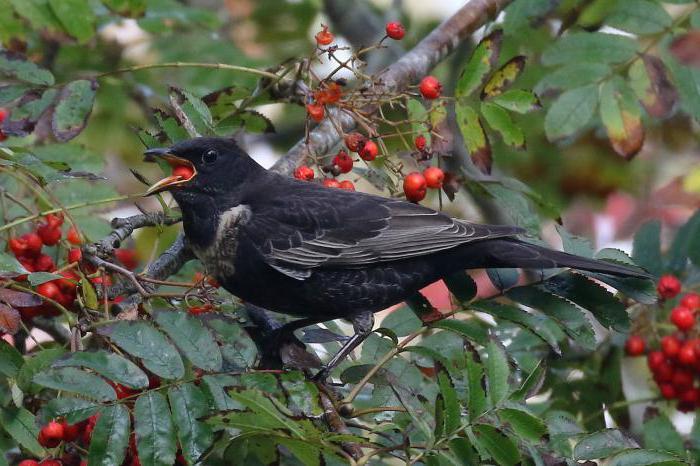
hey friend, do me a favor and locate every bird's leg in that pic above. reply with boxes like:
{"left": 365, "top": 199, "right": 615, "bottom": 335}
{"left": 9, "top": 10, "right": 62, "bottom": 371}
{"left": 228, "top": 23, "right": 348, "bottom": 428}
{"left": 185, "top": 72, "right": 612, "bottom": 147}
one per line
{"left": 257, "top": 316, "right": 324, "bottom": 369}
{"left": 313, "top": 311, "right": 374, "bottom": 381}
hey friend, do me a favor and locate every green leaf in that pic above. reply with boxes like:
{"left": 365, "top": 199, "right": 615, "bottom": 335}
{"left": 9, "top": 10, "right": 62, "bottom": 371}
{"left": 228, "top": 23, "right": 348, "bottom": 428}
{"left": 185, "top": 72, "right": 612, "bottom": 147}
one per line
{"left": 607, "top": 449, "right": 682, "bottom": 466}
{"left": 17, "top": 347, "right": 65, "bottom": 393}
{"left": 201, "top": 374, "right": 241, "bottom": 411}
{"left": 628, "top": 54, "right": 677, "bottom": 119}
{"left": 544, "top": 272, "right": 629, "bottom": 332}
{"left": 168, "top": 383, "right": 213, "bottom": 464}
{"left": 0, "top": 0, "right": 25, "bottom": 47}
{"left": 482, "top": 56, "right": 526, "bottom": 99}
{"left": 472, "top": 424, "right": 521, "bottom": 466}
{"left": 155, "top": 310, "right": 222, "bottom": 372}
{"left": 574, "top": 429, "right": 637, "bottom": 460}
{"left": 599, "top": 78, "right": 644, "bottom": 159}
{"left": 0, "top": 51, "right": 54, "bottom": 85}
{"left": 437, "top": 368, "right": 461, "bottom": 434}
{"left": 485, "top": 340, "right": 509, "bottom": 405}
{"left": 87, "top": 404, "right": 131, "bottom": 466}
{"left": 512, "top": 359, "right": 546, "bottom": 400}
{"left": 667, "top": 208, "right": 700, "bottom": 272}
{"left": 228, "top": 389, "right": 305, "bottom": 437}
{"left": 80, "top": 276, "right": 98, "bottom": 309}
{"left": 497, "top": 406, "right": 546, "bottom": 442}
{"left": 481, "top": 102, "right": 525, "bottom": 149}
{"left": 100, "top": 0, "right": 146, "bottom": 17}
{"left": 8, "top": 0, "right": 62, "bottom": 32}
{"left": 0, "top": 84, "right": 30, "bottom": 105}
{"left": 491, "top": 89, "right": 541, "bottom": 114}
{"left": 203, "top": 316, "right": 257, "bottom": 370}
{"left": 465, "top": 355, "right": 487, "bottom": 421}
{"left": 632, "top": 220, "right": 662, "bottom": 276}
{"left": 507, "top": 285, "right": 597, "bottom": 350}
{"left": 2, "top": 88, "right": 57, "bottom": 136}
{"left": 0, "top": 252, "right": 28, "bottom": 277}
{"left": 0, "top": 406, "right": 45, "bottom": 457}
{"left": 535, "top": 63, "right": 611, "bottom": 95}
{"left": 0, "top": 341, "right": 23, "bottom": 378}
{"left": 52, "top": 79, "right": 98, "bottom": 141}
{"left": 39, "top": 397, "right": 100, "bottom": 425}
{"left": 544, "top": 84, "right": 598, "bottom": 141}
{"left": 432, "top": 319, "right": 489, "bottom": 347}
{"left": 455, "top": 104, "right": 492, "bottom": 173}
{"left": 53, "top": 350, "right": 149, "bottom": 389}
{"left": 542, "top": 32, "right": 637, "bottom": 66}
{"left": 48, "top": 0, "right": 95, "bottom": 42}
{"left": 607, "top": 0, "right": 672, "bottom": 34}
{"left": 135, "top": 392, "right": 178, "bottom": 466}
{"left": 27, "top": 272, "right": 62, "bottom": 286}
{"left": 380, "top": 305, "right": 422, "bottom": 337}
{"left": 98, "top": 321, "right": 184, "bottom": 380}
{"left": 456, "top": 29, "right": 503, "bottom": 98}
{"left": 643, "top": 412, "right": 685, "bottom": 456}
{"left": 33, "top": 367, "right": 116, "bottom": 402}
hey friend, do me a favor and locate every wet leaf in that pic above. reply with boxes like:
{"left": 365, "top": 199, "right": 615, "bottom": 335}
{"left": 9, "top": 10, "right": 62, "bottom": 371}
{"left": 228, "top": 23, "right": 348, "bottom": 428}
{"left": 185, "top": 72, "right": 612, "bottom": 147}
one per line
{"left": 544, "top": 84, "right": 597, "bottom": 141}
{"left": 52, "top": 79, "right": 98, "bottom": 141}
{"left": 481, "top": 56, "right": 526, "bottom": 99}
{"left": 628, "top": 54, "right": 678, "bottom": 118}
{"left": 456, "top": 104, "right": 492, "bottom": 173}
{"left": 0, "top": 51, "right": 54, "bottom": 85}
{"left": 599, "top": 78, "right": 644, "bottom": 159}
{"left": 0, "top": 303, "right": 20, "bottom": 335}
{"left": 456, "top": 29, "right": 503, "bottom": 98}
{"left": 481, "top": 102, "right": 525, "bottom": 149}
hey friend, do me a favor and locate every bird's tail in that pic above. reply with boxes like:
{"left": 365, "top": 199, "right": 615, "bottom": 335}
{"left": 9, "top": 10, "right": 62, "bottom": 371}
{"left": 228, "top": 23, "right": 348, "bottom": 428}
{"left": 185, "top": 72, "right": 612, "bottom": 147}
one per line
{"left": 458, "top": 238, "right": 651, "bottom": 279}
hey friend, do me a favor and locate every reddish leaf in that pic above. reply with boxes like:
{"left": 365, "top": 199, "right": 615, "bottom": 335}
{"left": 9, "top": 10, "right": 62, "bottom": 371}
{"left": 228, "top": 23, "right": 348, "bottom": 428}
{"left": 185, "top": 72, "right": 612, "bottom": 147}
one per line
{"left": 629, "top": 54, "right": 678, "bottom": 118}
{"left": 0, "top": 303, "right": 21, "bottom": 335}
{"left": 0, "top": 288, "right": 41, "bottom": 307}
{"left": 669, "top": 31, "right": 700, "bottom": 67}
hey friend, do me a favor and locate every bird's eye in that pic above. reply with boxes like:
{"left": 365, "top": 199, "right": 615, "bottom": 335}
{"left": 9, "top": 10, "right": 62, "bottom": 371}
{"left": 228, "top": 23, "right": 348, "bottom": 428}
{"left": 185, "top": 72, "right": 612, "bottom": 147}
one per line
{"left": 202, "top": 149, "right": 218, "bottom": 164}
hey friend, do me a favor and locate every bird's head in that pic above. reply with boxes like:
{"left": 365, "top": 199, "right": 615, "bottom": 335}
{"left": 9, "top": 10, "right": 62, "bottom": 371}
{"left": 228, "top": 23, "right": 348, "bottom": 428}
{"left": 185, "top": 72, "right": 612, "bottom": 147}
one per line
{"left": 143, "top": 137, "right": 262, "bottom": 197}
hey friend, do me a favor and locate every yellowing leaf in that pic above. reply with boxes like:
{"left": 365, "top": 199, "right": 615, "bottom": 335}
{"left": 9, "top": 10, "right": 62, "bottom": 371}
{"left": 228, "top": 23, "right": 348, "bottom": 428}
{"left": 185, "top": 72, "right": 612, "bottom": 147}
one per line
{"left": 482, "top": 55, "right": 527, "bottom": 99}
{"left": 599, "top": 78, "right": 645, "bottom": 159}
{"left": 456, "top": 104, "right": 492, "bottom": 174}
{"left": 683, "top": 166, "right": 700, "bottom": 194}
{"left": 628, "top": 54, "right": 678, "bottom": 119}
{"left": 456, "top": 29, "right": 503, "bottom": 99}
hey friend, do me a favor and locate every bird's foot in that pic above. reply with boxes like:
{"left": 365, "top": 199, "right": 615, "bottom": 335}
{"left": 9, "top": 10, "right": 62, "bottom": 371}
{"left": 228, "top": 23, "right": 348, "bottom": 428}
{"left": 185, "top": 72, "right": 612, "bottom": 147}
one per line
{"left": 311, "top": 366, "right": 330, "bottom": 382}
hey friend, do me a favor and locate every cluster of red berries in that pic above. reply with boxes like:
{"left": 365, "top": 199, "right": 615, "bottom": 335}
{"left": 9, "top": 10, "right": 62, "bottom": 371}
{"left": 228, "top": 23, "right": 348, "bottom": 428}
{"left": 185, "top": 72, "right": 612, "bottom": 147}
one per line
{"left": 403, "top": 167, "right": 445, "bottom": 202}
{"left": 0, "top": 107, "right": 8, "bottom": 141}
{"left": 625, "top": 274, "right": 700, "bottom": 412}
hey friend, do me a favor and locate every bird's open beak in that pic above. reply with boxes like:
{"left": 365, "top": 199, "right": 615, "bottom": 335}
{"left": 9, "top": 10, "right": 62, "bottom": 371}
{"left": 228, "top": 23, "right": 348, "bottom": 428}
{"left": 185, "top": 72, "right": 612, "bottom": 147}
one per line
{"left": 143, "top": 148, "right": 197, "bottom": 195}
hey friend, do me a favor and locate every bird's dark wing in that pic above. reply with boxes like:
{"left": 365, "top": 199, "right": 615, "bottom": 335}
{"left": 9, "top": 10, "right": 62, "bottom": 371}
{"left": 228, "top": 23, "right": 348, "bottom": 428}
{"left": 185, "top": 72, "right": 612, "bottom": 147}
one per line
{"left": 241, "top": 183, "right": 523, "bottom": 278}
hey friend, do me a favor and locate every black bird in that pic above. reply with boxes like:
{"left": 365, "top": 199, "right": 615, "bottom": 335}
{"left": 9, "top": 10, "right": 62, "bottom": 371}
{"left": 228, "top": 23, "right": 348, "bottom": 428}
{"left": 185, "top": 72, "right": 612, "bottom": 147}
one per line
{"left": 144, "top": 137, "right": 650, "bottom": 379}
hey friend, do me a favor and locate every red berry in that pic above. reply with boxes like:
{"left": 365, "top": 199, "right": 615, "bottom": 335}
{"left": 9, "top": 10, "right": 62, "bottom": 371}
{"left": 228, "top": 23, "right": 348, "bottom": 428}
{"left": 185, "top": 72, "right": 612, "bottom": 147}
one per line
{"left": 659, "top": 383, "right": 677, "bottom": 400}
{"left": 37, "top": 224, "right": 61, "bottom": 246}
{"left": 187, "top": 304, "right": 213, "bottom": 315}
{"left": 109, "top": 381, "right": 138, "bottom": 400}
{"left": 344, "top": 132, "right": 366, "bottom": 152}
{"left": 66, "top": 226, "right": 81, "bottom": 245}
{"left": 332, "top": 150, "right": 353, "bottom": 174}
{"left": 172, "top": 165, "right": 194, "bottom": 181}
{"left": 419, "top": 76, "right": 442, "bottom": 100}
{"left": 45, "top": 213, "right": 64, "bottom": 230}
{"left": 423, "top": 167, "right": 444, "bottom": 189}
{"left": 671, "top": 305, "right": 695, "bottom": 331}
{"left": 315, "top": 24, "right": 334, "bottom": 45}
{"left": 39, "top": 421, "right": 64, "bottom": 448}
{"left": 22, "top": 232, "right": 43, "bottom": 257}
{"left": 61, "top": 420, "right": 81, "bottom": 442}
{"left": 672, "top": 368, "right": 694, "bottom": 389}
{"left": 34, "top": 254, "right": 56, "bottom": 272}
{"left": 359, "top": 141, "right": 379, "bottom": 161}
{"left": 624, "top": 335, "right": 645, "bottom": 356}
{"left": 661, "top": 335, "right": 681, "bottom": 359}
{"left": 658, "top": 274, "right": 682, "bottom": 299}
{"left": 414, "top": 135, "right": 427, "bottom": 151}
{"left": 68, "top": 248, "right": 82, "bottom": 263}
{"left": 38, "top": 460, "right": 62, "bottom": 466}
{"left": 58, "top": 271, "right": 78, "bottom": 293}
{"left": 338, "top": 180, "right": 355, "bottom": 191}
{"left": 314, "top": 82, "right": 342, "bottom": 105}
{"left": 293, "top": 165, "right": 315, "bottom": 181}
{"left": 403, "top": 172, "right": 427, "bottom": 202}
{"left": 115, "top": 249, "right": 138, "bottom": 270}
{"left": 18, "top": 461, "right": 40, "bottom": 466}
{"left": 37, "top": 282, "right": 61, "bottom": 301}
{"left": 647, "top": 350, "right": 665, "bottom": 371}
{"left": 653, "top": 361, "right": 674, "bottom": 383}
{"left": 677, "top": 388, "right": 699, "bottom": 412}
{"left": 0, "top": 108, "right": 7, "bottom": 123}
{"left": 322, "top": 178, "right": 341, "bottom": 188}
{"left": 680, "top": 292, "right": 700, "bottom": 311}
{"left": 385, "top": 21, "right": 405, "bottom": 40}
{"left": 306, "top": 103, "right": 325, "bottom": 122}
{"left": 81, "top": 415, "right": 98, "bottom": 446}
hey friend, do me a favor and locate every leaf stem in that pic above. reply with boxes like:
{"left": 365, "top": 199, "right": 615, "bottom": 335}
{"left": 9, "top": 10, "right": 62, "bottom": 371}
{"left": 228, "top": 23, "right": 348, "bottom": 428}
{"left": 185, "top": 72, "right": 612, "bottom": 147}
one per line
{"left": 94, "top": 62, "right": 281, "bottom": 81}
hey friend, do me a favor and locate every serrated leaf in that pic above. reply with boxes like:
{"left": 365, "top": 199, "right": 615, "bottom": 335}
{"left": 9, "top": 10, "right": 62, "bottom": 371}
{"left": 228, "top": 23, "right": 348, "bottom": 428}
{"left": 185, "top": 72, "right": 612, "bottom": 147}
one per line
{"left": 217, "top": 109, "right": 275, "bottom": 134}
{"left": 52, "top": 79, "right": 98, "bottom": 141}
{"left": 482, "top": 56, "right": 526, "bottom": 99}
{"left": 465, "top": 355, "right": 487, "bottom": 421}
{"left": 229, "top": 389, "right": 305, "bottom": 437}
{"left": 155, "top": 310, "right": 222, "bottom": 372}
{"left": 535, "top": 63, "right": 610, "bottom": 95}
{"left": 437, "top": 368, "right": 461, "bottom": 434}
{"left": 480, "top": 102, "right": 525, "bottom": 149}
{"left": 456, "top": 29, "right": 503, "bottom": 98}
{"left": 88, "top": 404, "right": 130, "bottom": 466}
{"left": 53, "top": 350, "right": 149, "bottom": 389}
{"left": 0, "top": 253, "right": 28, "bottom": 278}
{"left": 381, "top": 305, "right": 422, "bottom": 337}
{"left": 98, "top": 321, "right": 185, "bottom": 380}
{"left": 628, "top": 55, "right": 677, "bottom": 119}
{"left": 169, "top": 383, "right": 213, "bottom": 464}
{"left": 643, "top": 411, "right": 684, "bottom": 456}
{"left": 39, "top": 397, "right": 100, "bottom": 425}
{"left": 607, "top": 0, "right": 672, "bottom": 34}
{"left": 485, "top": 340, "right": 509, "bottom": 405}
{"left": 0, "top": 51, "right": 54, "bottom": 85}
{"left": 432, "top": 319, "right": 488, "bottom": 347}
{"left": 17, "top": 347, "right": 66, "bottom": 393}
{"left": 600, "top": 78, "right": 644, "bottom": 159}
{"left": 607, "top": 449, "right": 683, "bottom": 466}
{"left": 48, "top": 0, "right": 95, "bottom": 42}
{"left": 544, "top": 84, "right": 597, "bottom": 141}
{"left": 0, "top": 406, "right": 45, "bottom": 457}
{"left": 0, "top": 341, "right": 23, "bottom": 378}
{"left": 33, "top": 367, "right": 116, "bottom": 402}
{"left": 507, "top": 285, "right": 597, "bottom": 350}
{"left": 498, "top": 406, "right": 546, "bottom": 442}
{"left": 135, "top": 392, "right": 177, "bottom": 466}
{"left": 632, "top": 220, "right": 662, "bottom": 276}
{"left": 203, "top": 316, "right": 257, "bottom": 370}
{"left": 456, "top": 104, "right": 492, "bottom": 174}
{"left": 472, "top": 424, "right": 520, "bottom": 466}
{"left": 491, "top": 89, "right": 541, "bottom": 114}
{"left": 544, "top": 272, "right": 629, "bottom": 332}
{"left": 542, "top": 32, "right": 637, "bottom": 66}
{"left": 573, "top": 429, "right": 638, "bottom": 460}
{"left": 512, "top": 359, "right": 546, "bottom": 400}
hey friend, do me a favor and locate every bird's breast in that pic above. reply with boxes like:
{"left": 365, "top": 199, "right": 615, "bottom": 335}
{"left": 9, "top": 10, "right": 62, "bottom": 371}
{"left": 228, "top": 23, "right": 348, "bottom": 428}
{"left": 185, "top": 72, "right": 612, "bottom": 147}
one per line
{"left": 189, "top": 204, "right": 251, "bottom": 281}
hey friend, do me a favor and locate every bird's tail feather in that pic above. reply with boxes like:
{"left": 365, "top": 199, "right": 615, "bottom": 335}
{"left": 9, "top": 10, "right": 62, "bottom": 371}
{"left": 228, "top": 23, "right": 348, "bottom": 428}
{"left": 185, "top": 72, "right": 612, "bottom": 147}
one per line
{"left": 459, "top": 238, "right": 651, "bottom": 279}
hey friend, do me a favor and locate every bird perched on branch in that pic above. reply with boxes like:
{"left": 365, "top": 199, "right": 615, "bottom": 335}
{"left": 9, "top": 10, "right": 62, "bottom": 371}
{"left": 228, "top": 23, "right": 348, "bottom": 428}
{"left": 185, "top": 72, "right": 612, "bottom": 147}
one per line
{"left": 144, "top": 137, "right": 650, "bottom": 380}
